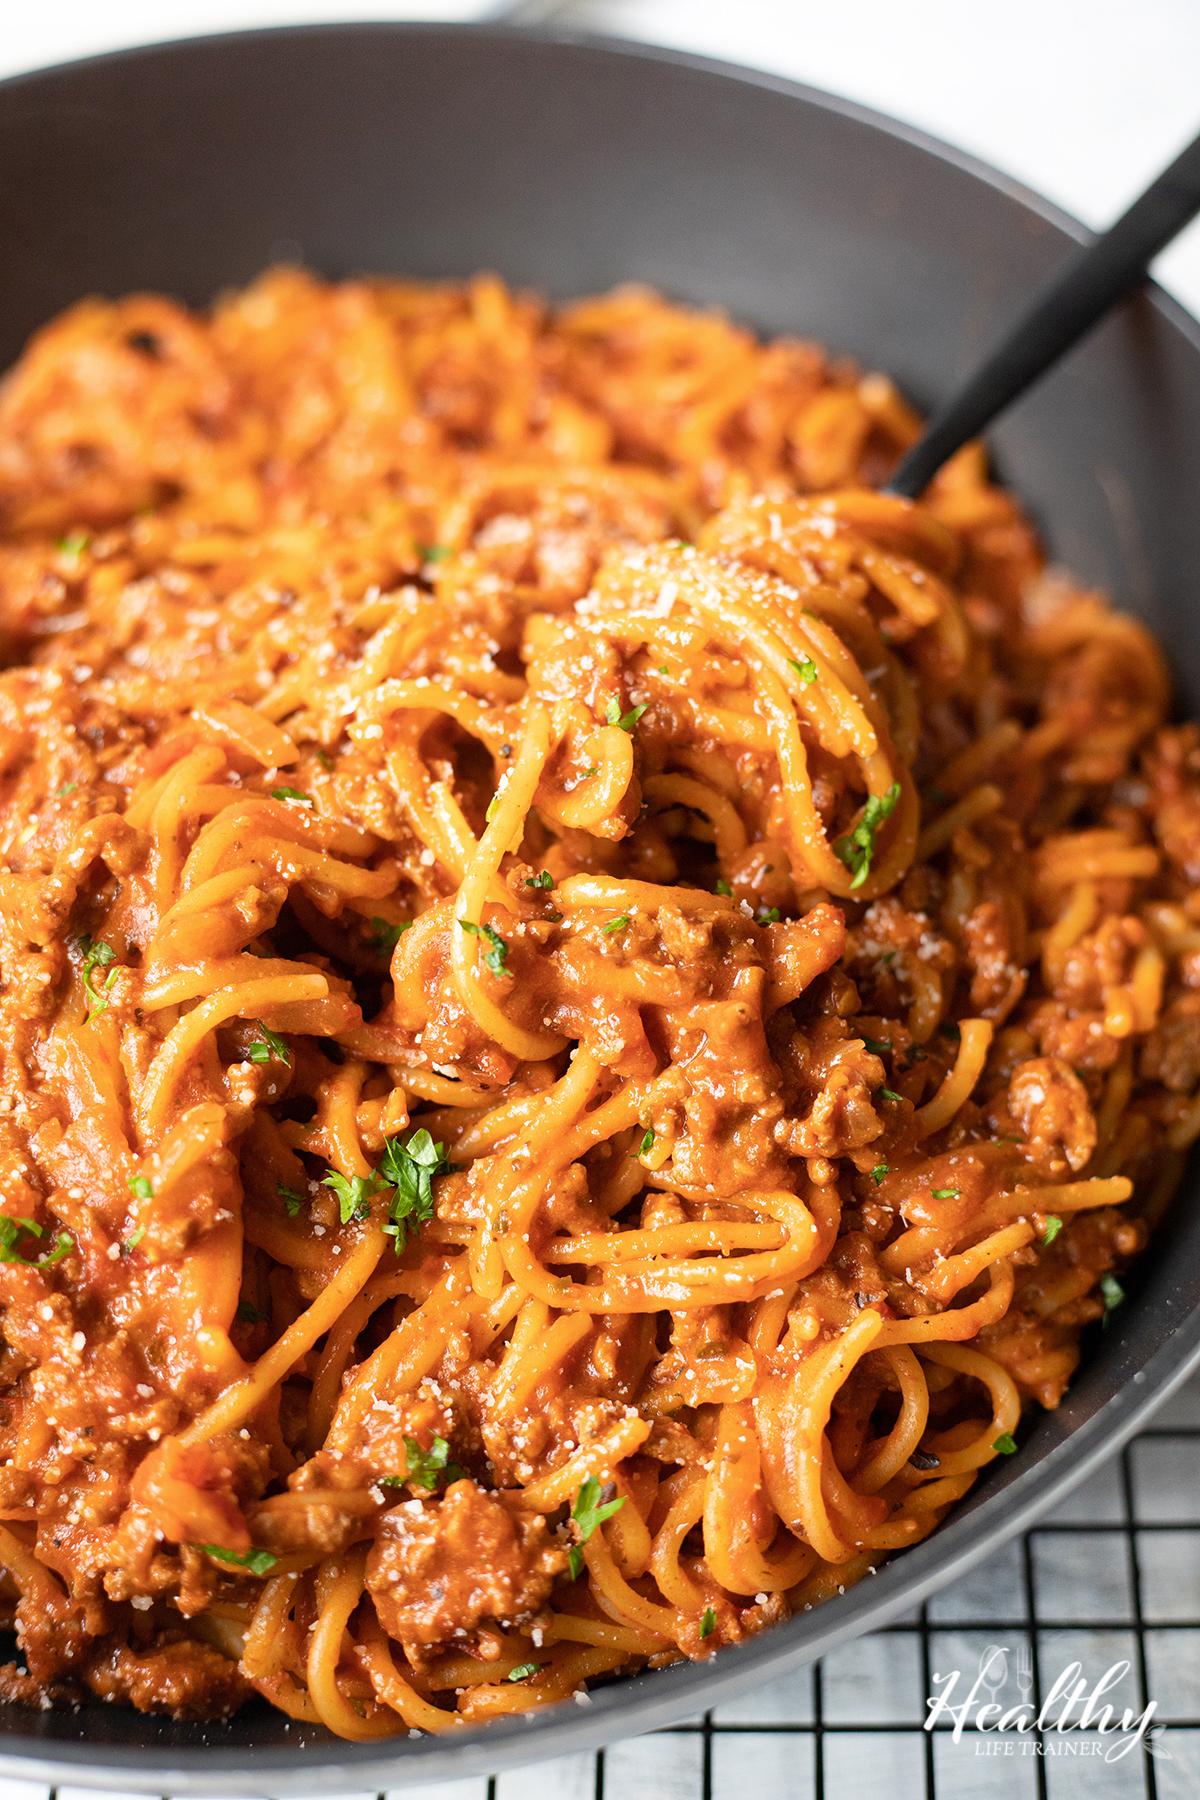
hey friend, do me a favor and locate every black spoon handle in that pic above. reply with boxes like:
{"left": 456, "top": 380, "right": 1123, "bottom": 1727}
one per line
{"left": 888, "top": 128, "right": 1200, "bottom": 500}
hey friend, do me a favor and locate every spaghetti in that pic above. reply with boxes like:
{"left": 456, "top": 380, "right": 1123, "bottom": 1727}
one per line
{"left": 0, "top": 269, "right": 1192, "bottom": 1729}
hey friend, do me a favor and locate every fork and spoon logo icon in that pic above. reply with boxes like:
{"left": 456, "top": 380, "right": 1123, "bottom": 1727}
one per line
{"left": 978, "top": 1642, "right": 1034, "bottom": 1703}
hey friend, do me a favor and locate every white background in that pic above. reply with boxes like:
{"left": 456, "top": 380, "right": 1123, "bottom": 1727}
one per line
{"left": 1, "top": 7, "right": 1198, "bottom": 1798}
{"left": 2, "top": 0, "right": 1200, "bottom": 317}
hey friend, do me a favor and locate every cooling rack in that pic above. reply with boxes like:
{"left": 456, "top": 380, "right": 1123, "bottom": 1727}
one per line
{"left": 8, "top": 1371, "right": 1194, "bottom": 1800}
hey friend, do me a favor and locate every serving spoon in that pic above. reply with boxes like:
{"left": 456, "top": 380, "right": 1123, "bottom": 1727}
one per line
{"left": 888, "top": 127, "right": 1200, "bottom": 497}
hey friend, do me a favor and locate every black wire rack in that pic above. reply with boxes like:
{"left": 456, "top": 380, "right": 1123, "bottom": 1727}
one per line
{"left": 22, "top": 1374, "right": 1196, "bottom": 1800}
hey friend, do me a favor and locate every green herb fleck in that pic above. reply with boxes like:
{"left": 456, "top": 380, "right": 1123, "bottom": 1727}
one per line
{"left": 322, "top": 1168, "right": 386, "bottom": 1226}
{"left": 862, "top": 1036, "right": 892, "bottom": 1057}
{"left": 247, "top": 1022, "right": 291, "bottom": 1067}
{"left": 931, "top": 1188, "right": 960, "bottom": 1199}
{"left": 992, "top": 1433, "right": 1018, "bottom": 1456}
{"left": 879, "top": 1088, "right": 902, "bottom": 1104}
{"left": 638, "top": 1126, "right": 655, "bottom": 1157}
{"left": 700, "top": 1607, "right": 716, "bottom": 1639}
{"left": 368, "top": 916, "right": 411, "bottom": 957}
{"left": 525, "top": 870, "right": 555, "bottom": 891}
{"left": 756, "top": 906, "right": 781, "bottom": 924}
{"left": 380, "top": 1128, "right": 456, "bottom": 1254}
{"left": 715, "top": 879, "right": 733, "bottom": 897}
{"left": 580, "top": 764, "right": 598, "bottom": 780}
{"left": 271, "top": 786, "right": 313, "bottom": 806}
{"left": 1042, "top": 1215, "right": 1063, "bottom": 1246}
{"left": 77, "top": 935, "right": 118, "bottom": 1021}
{"left": 277, "top": 1182, "right": 305, "bottom": 1218}
{"left": 399, "top": 1434, "right": 466, "bottom": 1491}
{"left": 657, "top": 664, "right": 670, "bottom": 675}
{"left": 0, "top": 1218, "right": 72, "bottom": 1270}
{"left": 199, "top": 1544, "right": 278, "bottom": 1576}
{"left": 568, "top": 1476, "right": 625, "bottom": 1578}
{"left": 122, "top": 1227, "right": 146, "bottom": 1253}
{"left": 871, "top": 1164, "right": 889, "bottom": 1186}
{"left": 315, "top": 748, "right": 334, "bottom": 771}
{"left": 236, "top": 1300, "right": 268, "bottom": 1325}
{"left": 787, "top": 655, "right": 818, "bottom": 686}
{"left": 56, "top": 782, "right": 77, "bottom": 798}
{"left": 602, "top": 914, "right": 631, "bottom": 935}
{"left": 459, "top": 917, "right": 509, "bottom": 977}
{"left": 1101, "top": 1272, "right": 1125, "bottom": 1314}
{"left": 834, "top": 782, "right": 902, "bottom": 890}
{"left": 605, "top": 697, "right": 648, "bottom": 733}
{"left": 55, "top": 529, "right": 90, "bottom": 561}
{"left": 938, "top": 1020, "right": 962, "bottom": 1042}
{"left": 507, "top": 1661, "right": 544, "bottom": 1682}
{"left": 420, "top": 544, "right": 451, "bottom": 563}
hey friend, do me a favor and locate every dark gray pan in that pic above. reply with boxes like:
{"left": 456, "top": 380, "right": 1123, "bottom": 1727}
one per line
{"left": 0, "top": 22, "right": 1198, "bottom": 1794}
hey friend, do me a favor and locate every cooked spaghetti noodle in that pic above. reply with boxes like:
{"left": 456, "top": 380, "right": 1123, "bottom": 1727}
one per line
{"left": 0, "top": 269, "right": 1193, "bottom": 1728}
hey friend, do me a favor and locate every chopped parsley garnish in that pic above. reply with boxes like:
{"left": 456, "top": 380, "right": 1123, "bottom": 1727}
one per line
{"left": 1101, "top": 1273, "right": 1125, "bottom": 1314}
{"left": 938, "top": 1020, "right": 962, "bottom": 1041}
{"left": 485, "top": 791, "right": 501, "bottom": 823}
{"left": 77, "top": 935, "right": 118, "bottom": 1021}
{"left": 247, "top": 1022, "right": 291, "bottom": 1066}
{"left": 322, "top": 1168, "right": 385, "bottom": 1226}
{"left": 277, "top": 1182, "right": 305, "bottom": 1217}
{"left": 315, "top": 748, "right": 334, "bottom": 771}
{"left": 715, "top": 879, "right": 733, "bottom": 897}
{"left": 56, "top": 782, "right": 76, "bottom": 797}
{"left": 580, "top": 764, "right": 598, "bottom": 779}
{"left": 834, "top": 782, "right": 902, "bottom": 890}
{"left": 870, "top": 1164, "right": 889, "bottom": 1186}
{"left": 525, "top": 870, "right": 555, "bottom": 890}
{"left": 1042, "top": 1215, "right": 1064, "bottom": 1246}
{"left": 568, "top": 1476, "right": 625, "bottom": 1579}
{"left": 0, "top": 1217, "right": 74, "bottom": 1268}
{"left": 787, "top": 655, "right": 818, "bottom": 686}
{"left": 367, "top": 917, "right": 411, "bottom": 957}
{"left": 879, "top": 1088, "right": 902, "bottom": 1104}
{"left": 394, "top": 1434, "right": 466, "bottom": 1491}
{"left": 605, "top": 697, "right": 647, "bottom": 732}
{"left": 127, "top": 1176, "right": 153, "bottom": 1200}
{"left": 756, "top": 906, "right": 781, "bottom": 924}
{"left": 931, "top": 1188, "right": 960, "bottom": 1199}
{"left": 657, "top": 664, "right": 670, "bottom": 675}
{"left": 992, "top": 1433, "right": 1018, "bottom": 1456}
{"left": 700, "top": 1607, "right": 716, "bottom": 1638}
{"left": 271, "top": 786, "right": 312, "bottom": 806}
{"left": 862, "top": 1036, "right": 892, "bottom": 1057}
{"left": 602, "top": 914, "right": 631, "bottom": 935}
{"left": 321, "top": 1131, "right": 458, "bottom": 1252}
{"left": 419, "top": 543, "right": 451, "bottom": 563}
{"left": 199, "top": 1544, "right": 278, "bottom": 1576}
{"left": 236, "top": 1300, "right": 268, "bottom": 1324}
{"left": 380, "top": 1127, "right": 456, "bottom": 1253}
{"left": 122, "top": 1227, "right": 145, "bottom": 1253}
{"left": 459, "top": 918, "right": 509, "bottom": 977}
{"left": 507, "top": 1662, "right": 544, "bottom": 1683}
{"left": 55, "top": 529, "right": 89, "bottom": 560}
{"left": 638, "top": 1126, "right": 655, "bottom": 1157}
